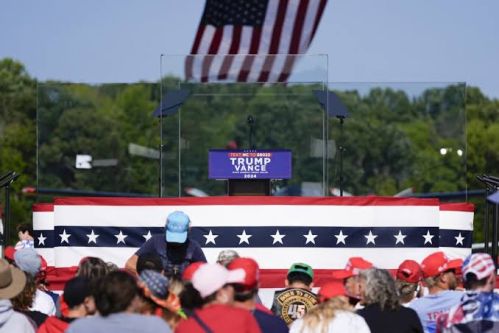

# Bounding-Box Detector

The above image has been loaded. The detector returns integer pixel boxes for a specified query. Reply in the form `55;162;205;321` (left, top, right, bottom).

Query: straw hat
0;259;26;299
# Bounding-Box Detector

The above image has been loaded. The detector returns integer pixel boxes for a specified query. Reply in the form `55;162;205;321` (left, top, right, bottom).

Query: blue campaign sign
208;149;292;180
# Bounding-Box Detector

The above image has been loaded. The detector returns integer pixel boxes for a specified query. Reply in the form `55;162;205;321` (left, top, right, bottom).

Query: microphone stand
248;115;255;149
0;171;20;247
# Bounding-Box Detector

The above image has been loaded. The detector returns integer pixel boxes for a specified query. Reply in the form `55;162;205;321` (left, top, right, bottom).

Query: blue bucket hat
165;211;190;243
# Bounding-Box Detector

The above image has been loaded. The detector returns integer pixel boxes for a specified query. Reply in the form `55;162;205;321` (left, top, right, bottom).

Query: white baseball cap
191;263;245;298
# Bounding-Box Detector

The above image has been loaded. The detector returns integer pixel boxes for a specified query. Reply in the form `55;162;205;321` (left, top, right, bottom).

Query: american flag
32;197;473;306
185;0;328;83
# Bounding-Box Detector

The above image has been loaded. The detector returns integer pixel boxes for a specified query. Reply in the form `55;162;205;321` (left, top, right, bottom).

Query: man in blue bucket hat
126;211;206;279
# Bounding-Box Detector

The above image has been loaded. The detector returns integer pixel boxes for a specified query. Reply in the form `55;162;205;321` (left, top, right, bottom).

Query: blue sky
1;0;498;97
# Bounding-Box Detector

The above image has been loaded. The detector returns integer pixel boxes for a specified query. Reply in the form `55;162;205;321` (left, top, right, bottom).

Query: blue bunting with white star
33;226;471;249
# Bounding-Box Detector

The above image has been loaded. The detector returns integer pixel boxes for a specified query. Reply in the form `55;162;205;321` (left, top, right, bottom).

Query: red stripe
289;0;308;54
440;203;475;212
43;267;367;289
269;0;289;53
185;25;206;80
218;26;242;80
51;267;499;289
44;266;499;290
277;0;309;82
33;203;54;212
53;196;440;207
201;27;224;82
237;27;263;82
309;0;327;46
257;0;289;82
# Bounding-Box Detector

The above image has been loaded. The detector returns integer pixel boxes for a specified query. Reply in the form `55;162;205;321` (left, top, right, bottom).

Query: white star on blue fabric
271;229;286;245
455;232;465;246
394;230;407;245
334;230;348;245
237;230;252;245
423;230;434;245
203;230;218;245
38;233;47;246
303;230;318;244
86;229;99;244
364;230;378;245
114;230;128;244
59;229;71;244
143;230;152;241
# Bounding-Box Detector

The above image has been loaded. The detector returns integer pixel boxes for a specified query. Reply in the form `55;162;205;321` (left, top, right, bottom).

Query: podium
209;149;292;196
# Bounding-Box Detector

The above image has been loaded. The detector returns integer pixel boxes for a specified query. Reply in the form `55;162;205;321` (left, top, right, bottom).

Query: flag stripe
217;26;242;80
185;25;206;80
191;25;216;81
210;26;234;81
440;203;475;212
53;205;439;228
201;27;224;82
267;0;301;83
309;0;327;45
52;196;440;206
299;0;321;51
289;0;309;53
237;27;263;82
277;0;309;82
48;246;443;271
226;27;253;81
257;0;289;82
32;203;54;212
247;0;280;82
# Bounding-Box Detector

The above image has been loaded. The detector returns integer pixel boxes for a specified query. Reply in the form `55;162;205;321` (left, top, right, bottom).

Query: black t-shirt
253;309;289;333
21;310;47;328
357;303;424;333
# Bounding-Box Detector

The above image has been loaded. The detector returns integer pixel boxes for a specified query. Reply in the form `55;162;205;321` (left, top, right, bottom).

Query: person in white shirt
14;248;56;315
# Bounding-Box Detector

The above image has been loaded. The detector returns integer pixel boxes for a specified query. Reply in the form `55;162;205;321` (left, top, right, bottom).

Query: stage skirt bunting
32;197;473;296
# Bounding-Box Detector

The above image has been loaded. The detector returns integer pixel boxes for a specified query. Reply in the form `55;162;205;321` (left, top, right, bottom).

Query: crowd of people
0;211;498;333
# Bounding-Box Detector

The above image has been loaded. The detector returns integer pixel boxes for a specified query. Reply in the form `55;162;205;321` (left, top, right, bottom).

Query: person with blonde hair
289;282;370;333
357;268;423;333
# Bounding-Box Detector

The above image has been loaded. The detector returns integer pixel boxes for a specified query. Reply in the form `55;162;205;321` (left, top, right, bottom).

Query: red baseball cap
4;246;16;261
420;251;452;278
448;258;463;276
396;260;422;284
227;257;259;289
318;281;347;302
332;257;373;280
182;261;204;282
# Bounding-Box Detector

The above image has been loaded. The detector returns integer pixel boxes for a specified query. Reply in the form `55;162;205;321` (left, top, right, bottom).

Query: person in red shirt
227;257;288;333
175;263;261;333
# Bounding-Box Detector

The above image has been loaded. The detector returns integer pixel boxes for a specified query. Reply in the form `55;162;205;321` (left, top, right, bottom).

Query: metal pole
493;203;499;268
484;186;491;253
338;117;344;197
159;54;164;197
4;185;10;246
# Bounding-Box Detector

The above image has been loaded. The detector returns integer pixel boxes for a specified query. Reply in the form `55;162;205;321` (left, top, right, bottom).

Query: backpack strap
192;311;214;333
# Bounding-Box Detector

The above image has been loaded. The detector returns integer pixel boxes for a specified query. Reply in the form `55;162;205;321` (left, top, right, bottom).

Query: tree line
0;58;498;244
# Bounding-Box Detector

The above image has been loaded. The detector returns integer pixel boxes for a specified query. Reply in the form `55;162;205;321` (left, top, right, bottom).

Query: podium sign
209;149;292;180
